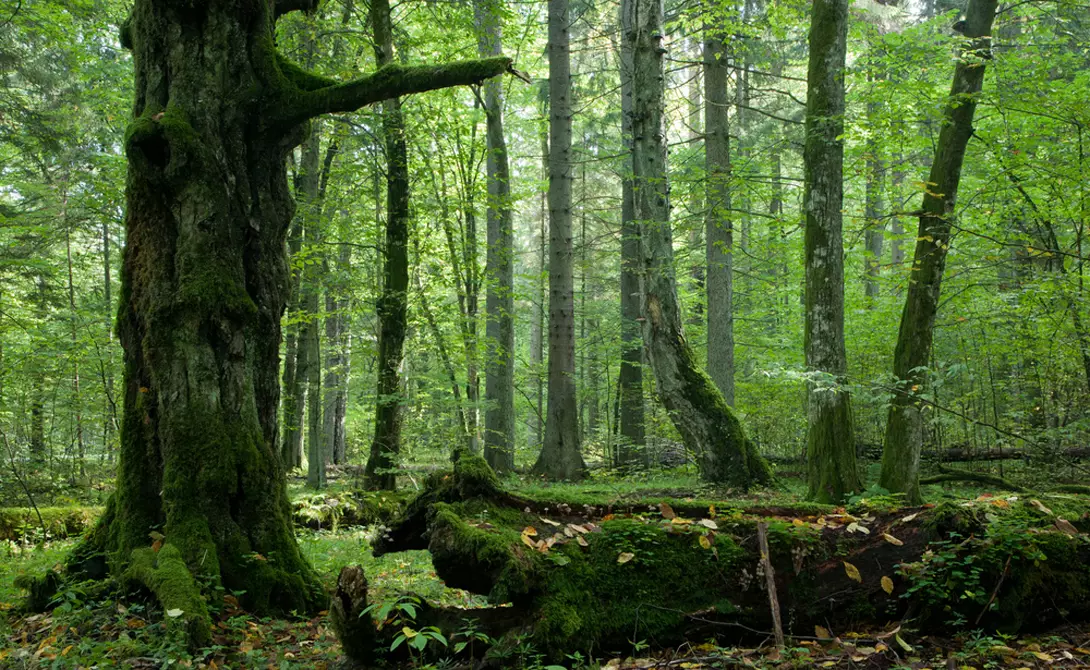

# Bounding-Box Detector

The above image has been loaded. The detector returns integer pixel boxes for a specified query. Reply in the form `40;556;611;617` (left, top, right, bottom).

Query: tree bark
535;0;585;480
323;243;350;466
66;0;509;645
879;0;998;503
704;27;735;407
365;0;411;491
627;0;770;488
617;5;645;466
475;0;516;474
803;0;862;504
863;78;885;303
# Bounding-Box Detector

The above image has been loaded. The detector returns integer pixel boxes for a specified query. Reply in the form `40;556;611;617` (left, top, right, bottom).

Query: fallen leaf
1032;651;1055;661
894;634;913;652
659;502;676;519
991;498;1010;509
540;517;561;527
793;518;806;527
697;519;718;529
882;533;904;546
900;512;919;523
671;517;692;526
1030;499;1054;516
522;526;538;537
520;534;536;548
847;522;870;535
617;552;635;564
575;535;588;547
166;609;184;618
874;642;888;653
815;625;831;639
881;576;894;594
698;534;712;549
843;562;862;583
1055;518;1079;535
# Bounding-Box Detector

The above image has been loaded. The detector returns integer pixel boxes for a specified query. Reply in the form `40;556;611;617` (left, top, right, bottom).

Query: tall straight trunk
863;70;886;303
30;277;46;464
62;186;85;478
475;0;516;473
617;9;645;465
295;127;325;489
890;151;907;269
803;0;861;504
879;0;998;503
365;0;412;490
627;0;770;488
415;257;469;443
102;217;117;453
734;0;753;257
687;44;705;316
67;0;508;645
322;244;350;465
532;86;548;451
704;27;735;406
535;0;585;480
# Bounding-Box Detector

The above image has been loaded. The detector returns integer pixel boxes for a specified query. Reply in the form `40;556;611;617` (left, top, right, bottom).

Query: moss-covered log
340;454;1090;662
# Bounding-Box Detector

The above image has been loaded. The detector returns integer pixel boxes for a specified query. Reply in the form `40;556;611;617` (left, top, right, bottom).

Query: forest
1;0;1089;665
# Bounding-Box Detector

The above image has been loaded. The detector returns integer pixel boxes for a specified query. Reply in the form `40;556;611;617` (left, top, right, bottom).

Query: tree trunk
102;217;118;455
365;0;411;491
627;0;770;488
879;0;998;503
803;0;862;504
704;27;735;407
617;7;645;466
863;81;885;303
531;99;547;452
63;0;509;645
323;244;350;466
535;0;585;480
475;0;516;474
62;186;85;479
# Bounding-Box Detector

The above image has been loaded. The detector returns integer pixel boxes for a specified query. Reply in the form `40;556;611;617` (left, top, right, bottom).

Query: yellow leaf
401;626;417;639
814;625;831;639
792;518;805;527
1032;651;1054;661
522;526;538;536
874;642;888;653
520;534;536;548
882;533;904;546
881;576;894;595
894;634;913;652
617;552;635;564
659;502;676;519
698;534;712;549
843;561;862;583
671;517;692;525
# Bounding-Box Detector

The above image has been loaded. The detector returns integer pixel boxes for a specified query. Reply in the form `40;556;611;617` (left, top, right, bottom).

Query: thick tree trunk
627;0;770;488
617;7;645;466
803;0;862;504
61;0;509;646
535;0;585;480
475;0;516;474
879;0;998;503
365;0;411;491
704;29;735;407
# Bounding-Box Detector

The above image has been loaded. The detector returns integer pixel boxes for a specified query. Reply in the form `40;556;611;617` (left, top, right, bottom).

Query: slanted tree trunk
803;0;862;504
365;0;412;490
475;0;516;473
626;0;770;488
535;0;585;480
617;7;645;466
879;0;998;503
704;26;735;407
63;0;509;645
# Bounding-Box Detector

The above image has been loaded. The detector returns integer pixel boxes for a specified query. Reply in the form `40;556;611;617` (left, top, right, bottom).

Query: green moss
0;506;102;542
123;544;212;649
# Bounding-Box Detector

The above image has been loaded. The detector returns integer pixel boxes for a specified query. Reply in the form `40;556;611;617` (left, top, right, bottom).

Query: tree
475;0;516;473
625;0;771;488
802;0;861;503
879;0;999;503
535;0;586;480
64;0;511;644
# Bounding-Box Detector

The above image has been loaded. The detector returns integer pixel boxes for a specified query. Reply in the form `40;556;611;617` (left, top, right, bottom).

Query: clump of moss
122;544;212;649
0;506;103;543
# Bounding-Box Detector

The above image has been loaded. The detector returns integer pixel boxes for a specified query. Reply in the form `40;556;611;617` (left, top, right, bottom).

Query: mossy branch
272;56;513;127
920;466;1026;492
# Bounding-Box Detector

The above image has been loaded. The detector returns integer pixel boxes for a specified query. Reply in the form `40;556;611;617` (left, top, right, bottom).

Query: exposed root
122;544;212;648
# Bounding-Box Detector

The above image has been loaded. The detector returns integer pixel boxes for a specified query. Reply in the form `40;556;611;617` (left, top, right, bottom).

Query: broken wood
757;522;784;649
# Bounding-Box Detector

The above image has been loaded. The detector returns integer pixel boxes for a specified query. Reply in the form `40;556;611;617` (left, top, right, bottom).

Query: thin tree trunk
323;243;350;466
704;26;735;406
102;217;117;456
475;0;516;473
365;0;412;490
803;0;861;504
535;0;585;480
863;78;886;303
63;184;85;479
617;9;645;465
533;86;548;452
879;0;998;503
627;0;770;488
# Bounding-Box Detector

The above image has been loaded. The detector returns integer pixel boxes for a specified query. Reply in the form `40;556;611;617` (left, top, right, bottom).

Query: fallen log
919;466;1027;492
334;454;1090;664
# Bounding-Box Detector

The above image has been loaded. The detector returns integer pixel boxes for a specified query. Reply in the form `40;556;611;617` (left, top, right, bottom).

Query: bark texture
64;0;509;646
475;0;516;473
879;0;998;503
803;0;862;504
626;0;770;488
535;0;585;480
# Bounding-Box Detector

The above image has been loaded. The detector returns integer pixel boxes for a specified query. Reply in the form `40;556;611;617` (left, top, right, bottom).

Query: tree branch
275;56;513;127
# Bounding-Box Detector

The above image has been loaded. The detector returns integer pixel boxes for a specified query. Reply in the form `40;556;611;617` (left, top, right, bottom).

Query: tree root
122;544;212;648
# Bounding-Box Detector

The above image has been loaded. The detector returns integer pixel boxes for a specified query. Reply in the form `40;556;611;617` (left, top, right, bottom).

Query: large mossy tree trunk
364;0;412;491
802;0;861;504
66;0;510;646
616;12;646;466
475;0;516;474
879;0;997;503
626;0;770;489
703;26;735;407
535;0;585;481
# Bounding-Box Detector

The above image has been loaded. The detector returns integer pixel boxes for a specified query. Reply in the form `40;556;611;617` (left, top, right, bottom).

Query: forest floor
2;467;1090;669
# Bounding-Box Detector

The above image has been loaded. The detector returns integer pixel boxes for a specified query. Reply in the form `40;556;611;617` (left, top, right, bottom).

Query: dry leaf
568;524;587;534
847;522;870;535
1055;518;1079;535
671;517;692;526
659;502;676;519
1032;651;1055;661
698;534;712;549
900;512;919;523
575;535;588;547
520;534;536;548
843;561;862;583
882;533;903;546
894;634;913;652
814;625;831;639
697;519;718;530
881;576;894;595
793;518;805;527
522;526;538;537
617;552;635;564
1030;499;1054;516
540;517;561;527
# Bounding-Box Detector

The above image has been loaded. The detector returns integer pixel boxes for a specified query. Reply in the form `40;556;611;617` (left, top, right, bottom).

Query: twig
976;555;1012;626
757;522;785;649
